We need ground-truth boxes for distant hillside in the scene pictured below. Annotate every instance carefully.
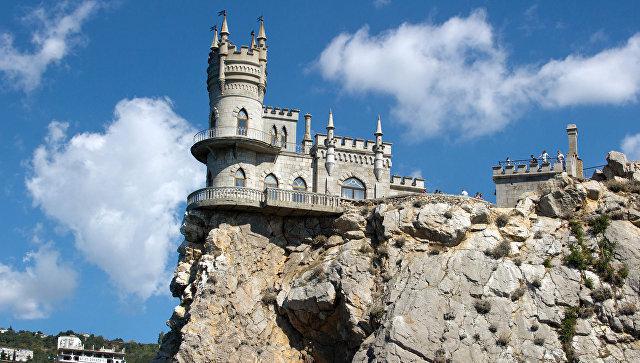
[0,328,159,362]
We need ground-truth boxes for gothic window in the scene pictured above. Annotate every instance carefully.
[341,177,366,200]
[280,126,288,147]
[237,109,248,135]
[293,177,307,191]
[234,168,246,187]
[206,171,213,187]
[264,173,278,189]
[292,177,307,203]
[270,125,278,145]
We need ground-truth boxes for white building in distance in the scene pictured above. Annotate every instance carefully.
[56,336,125,363]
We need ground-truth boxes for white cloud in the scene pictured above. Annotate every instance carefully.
[0,245,77,319]
[0,1,98,91]
[622,133,640,161]
[27,97,202,299]
[373,0,391,8]
[316,10,640,139]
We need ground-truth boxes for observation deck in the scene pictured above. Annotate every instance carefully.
[187,187,344,216]
[191,126,300,163]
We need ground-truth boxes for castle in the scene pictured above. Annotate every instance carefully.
[187,13,424,215]
[492,124,584,207]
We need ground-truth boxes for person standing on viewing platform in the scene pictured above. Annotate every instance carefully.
[461,189,469,197]
[539,150,549,164]
[557,150,565,170]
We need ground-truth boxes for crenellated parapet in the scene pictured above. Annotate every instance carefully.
[390,175,425,189]
[492,161,563,178]
[263,106,300,120]
[314,134,393,155]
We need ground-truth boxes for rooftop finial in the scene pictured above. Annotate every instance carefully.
[219,10,229,39]
[209,25,219,49]
[257,15,267,46]
[250,30,256,48]
[375,114,383,135]
[327,109,334,129]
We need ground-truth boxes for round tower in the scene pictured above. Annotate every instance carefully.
[206,12,268,132]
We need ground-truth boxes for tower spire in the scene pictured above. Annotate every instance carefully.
[375,114,383,136]
[210,25,219,49]
[327,109,334,130]
[219,10,229,41]
[250,30,256,49]
[257,15,267,47]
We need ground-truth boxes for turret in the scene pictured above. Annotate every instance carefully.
[220,10,229,42]
[257,16,267,48]
[325,110,336,175]
[566,124,584,179]
[210,25,219,49]
[373,115,384,181]
[302,113,313,154]
[250,30,256,49]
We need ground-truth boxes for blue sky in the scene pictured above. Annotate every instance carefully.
[0,0,639,343]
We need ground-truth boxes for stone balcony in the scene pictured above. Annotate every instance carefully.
[191,126,300,163]
[187,186,344,216]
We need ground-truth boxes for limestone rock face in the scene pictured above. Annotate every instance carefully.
[155,161,640,363]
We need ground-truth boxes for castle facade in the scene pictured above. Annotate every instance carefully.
[188,13,424,214]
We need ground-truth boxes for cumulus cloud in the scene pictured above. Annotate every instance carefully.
[316,10,640,139]
[27,97,201,299]
[622,133,640,161]
[0,245,77,319]
[0,1,98,91]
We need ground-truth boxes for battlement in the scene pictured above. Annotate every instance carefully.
[263,106,300,121]
[390,175,425,189]
[492,161,563,179]
[314,133,392,155]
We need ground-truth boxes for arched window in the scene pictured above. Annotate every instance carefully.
[237,109,248,135]
[280,126,288,147]
[234,168,246,187]
[264,173,278,189]
[293,177,307,191]
[341,177,366,200]
[206,171,213,187]
[270,125,278,145]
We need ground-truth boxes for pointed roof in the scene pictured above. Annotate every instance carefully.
[375,115,383,135]
[327,109,334,129]
[257,16,267,40]
[210,25,219,48]
[250,30,256,48]
[220,11,229,36]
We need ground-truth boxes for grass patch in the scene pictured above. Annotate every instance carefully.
[543,257,553,269]
[559,307,578,362]
[487,240,511,259]
[533,337,545,346]
[589,214,610,236]
[619,302,637,316]
[510,286,526,301]
[495,213,510,228]
[591,287,612,302]
[584,277,594,289]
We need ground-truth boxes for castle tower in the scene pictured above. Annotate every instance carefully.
[302,113,313,153]
[205,11,267,131]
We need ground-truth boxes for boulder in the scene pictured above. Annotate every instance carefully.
[605,151,630,178]
[537,187,586,218]
[581,180,603,200]
[411,203,471,245]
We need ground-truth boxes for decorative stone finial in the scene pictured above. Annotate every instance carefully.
[257,15,267,46]
[375,114,383,136]
[327,109,334,129]
[210,25,219,49]
[250,30,256,48]
[219,10,229,39]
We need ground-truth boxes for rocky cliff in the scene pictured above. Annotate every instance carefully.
[154,152,640,362]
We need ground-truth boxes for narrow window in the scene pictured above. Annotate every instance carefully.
[341,177,366,200]
[237,109,248,135]
[280,126,288,147]
[293,177,307,191]
[270,125,278,145]
[264,173,278,189]
[206,171,213,187]
[234,168,246,187]
[210,112,217,128]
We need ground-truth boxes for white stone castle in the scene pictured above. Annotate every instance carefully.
[187,12,424,214]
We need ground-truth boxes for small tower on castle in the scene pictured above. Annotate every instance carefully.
[373,115,384,181]
[325,110,336,175]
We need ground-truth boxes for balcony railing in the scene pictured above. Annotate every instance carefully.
[187,186,343,213]
[193,127,302,153]
[187,186,264,206]
[265,187,342,208]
